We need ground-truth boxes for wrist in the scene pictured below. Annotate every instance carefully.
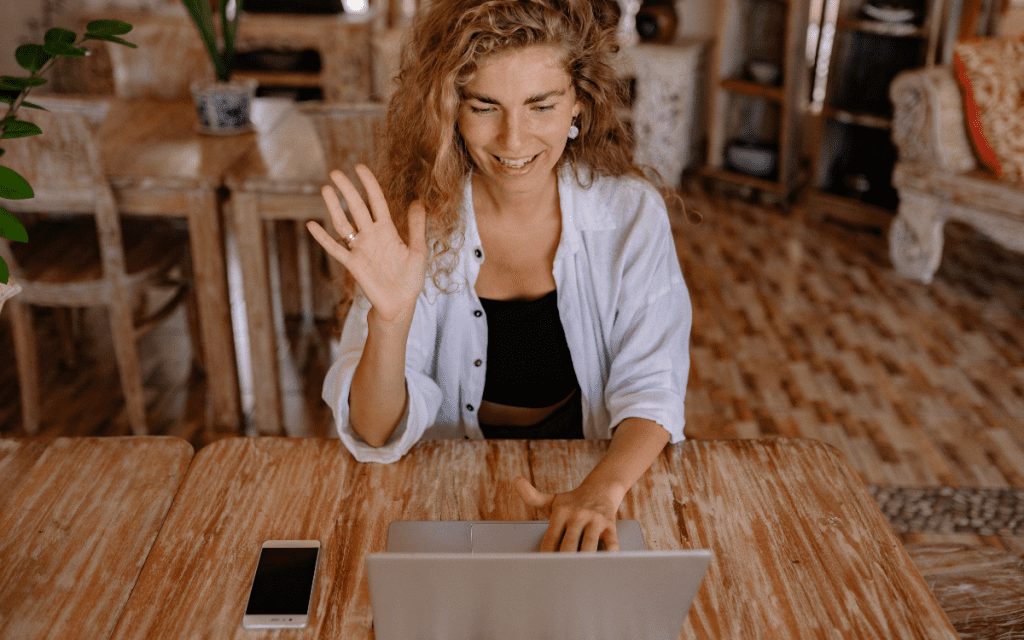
[367,306,414,335]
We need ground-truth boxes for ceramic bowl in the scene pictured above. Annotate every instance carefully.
[726,141,778,178]
[861,3,916,23]
[746,60,781,85]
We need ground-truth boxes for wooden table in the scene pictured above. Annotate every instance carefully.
[112,437,957,638]
[225,110,332,435]
[0,437,193,640]
[98,98,294,431]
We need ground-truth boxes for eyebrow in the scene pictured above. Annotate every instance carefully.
[463,89,567,105]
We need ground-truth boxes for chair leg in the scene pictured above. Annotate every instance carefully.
[8,299,41,434]
[107,298,148,435]
[53,308,78,368]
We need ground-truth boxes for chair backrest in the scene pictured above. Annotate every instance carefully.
[106,11,211,100]
[298,102,387,175]
[297,102,386,331]
[0,98,128,284]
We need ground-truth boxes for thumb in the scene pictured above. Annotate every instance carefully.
[407,200,427,255]
[514,476,554,510]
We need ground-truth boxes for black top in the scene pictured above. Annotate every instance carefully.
[479,289,580,408]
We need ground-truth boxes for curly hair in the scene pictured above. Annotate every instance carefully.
[376,0,670,289]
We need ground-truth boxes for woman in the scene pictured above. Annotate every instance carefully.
[308,0,691,553]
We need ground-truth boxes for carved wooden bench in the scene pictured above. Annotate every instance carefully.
[888,67,1024,284]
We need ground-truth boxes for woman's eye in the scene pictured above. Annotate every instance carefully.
[534,104,555,112]
[470,105,495,114]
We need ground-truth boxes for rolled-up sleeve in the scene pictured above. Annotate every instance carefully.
[603,190,691,443]
[322,288,444,463]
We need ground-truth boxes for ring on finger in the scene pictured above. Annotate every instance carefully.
[341,231,358,249]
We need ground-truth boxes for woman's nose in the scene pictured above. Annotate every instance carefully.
[498,111,524,150]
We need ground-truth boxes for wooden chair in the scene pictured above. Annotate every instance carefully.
[105,10,211,100]
[0,99,194,435]
[296,102,386,334]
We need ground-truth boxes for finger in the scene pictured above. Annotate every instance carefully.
[320,184,355,237]
[600,523,620,552]
[354,164,393,227]
[540,513,567,553]
[329,169,374,230]
[580,523,603,552]
[514,476,554,510]
[306,221,352,267]
[407,200,428,256]
[559,518,586,553]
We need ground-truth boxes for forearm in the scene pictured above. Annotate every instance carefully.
[581,418,671,505]
[349,308,412,447]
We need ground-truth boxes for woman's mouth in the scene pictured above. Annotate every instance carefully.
[494,153,540,170]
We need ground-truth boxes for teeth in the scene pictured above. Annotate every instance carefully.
[497,154,536,169]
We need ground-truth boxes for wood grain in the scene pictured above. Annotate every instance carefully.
[111,437,954,639]
[0,437,193,639]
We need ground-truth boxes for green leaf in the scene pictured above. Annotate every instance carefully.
[0,207,28,243]
[44,28,77,46]
[86,19,133,36]
[0,256,9,284]
[1,119,42,139]
[182,0,227,81]
[0,76,47,90]
[42,41,88,57]
[0,94,47,110]
[0,166,34,200]
[83,33,138,48]
[15,44,51,72]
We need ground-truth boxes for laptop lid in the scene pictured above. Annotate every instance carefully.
[367,521,711,640]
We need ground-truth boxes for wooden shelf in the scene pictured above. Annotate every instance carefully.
[807,189,894,229]
[703,0,809,203]
[234,70,321,88]
[822,107,892,129]
[700,166,787,194]
[719,78,785,102]
[836,18,929,38]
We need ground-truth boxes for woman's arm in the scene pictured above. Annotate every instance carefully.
[348,309,414,447]
[516,417,670,552]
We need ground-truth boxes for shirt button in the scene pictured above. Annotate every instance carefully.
[474,248,483,259]
[474,359,482,367]
[473,310,482,318]
[466,404,475,412]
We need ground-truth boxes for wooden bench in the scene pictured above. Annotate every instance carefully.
[888,67,1024,285]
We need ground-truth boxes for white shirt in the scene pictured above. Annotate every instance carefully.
[323,167,692,463]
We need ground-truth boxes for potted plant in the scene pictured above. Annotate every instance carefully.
[0,20,136,307]
[182,0,257,135]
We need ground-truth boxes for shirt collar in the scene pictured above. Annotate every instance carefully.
[461,163,583,271]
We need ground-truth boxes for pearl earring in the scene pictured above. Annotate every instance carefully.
[568,121,580,140]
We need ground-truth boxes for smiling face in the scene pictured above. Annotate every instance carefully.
[457,44,581,199]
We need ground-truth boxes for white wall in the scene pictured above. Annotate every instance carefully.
[676,0,716,40]
[1,0,167,75]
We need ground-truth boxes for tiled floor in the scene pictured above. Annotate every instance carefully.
[2,185,1023,636]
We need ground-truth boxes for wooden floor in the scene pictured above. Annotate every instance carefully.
[2,185,1022,636]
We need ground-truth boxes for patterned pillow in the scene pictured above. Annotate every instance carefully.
[952,36,1024,181]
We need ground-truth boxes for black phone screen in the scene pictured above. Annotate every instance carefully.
[244,546,319,615]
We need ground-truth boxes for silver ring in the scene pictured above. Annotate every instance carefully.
[341,231,358,249]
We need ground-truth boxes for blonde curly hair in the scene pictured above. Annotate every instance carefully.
[376,0,669,289]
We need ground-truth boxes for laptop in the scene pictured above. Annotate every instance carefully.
[366,521,711,640]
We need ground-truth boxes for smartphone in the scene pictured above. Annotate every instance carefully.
[242,540,320,629]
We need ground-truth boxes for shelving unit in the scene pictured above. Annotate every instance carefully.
[807,0,947,229]
[701,0,811,202]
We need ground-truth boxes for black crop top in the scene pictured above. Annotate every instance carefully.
[479,289,580,408]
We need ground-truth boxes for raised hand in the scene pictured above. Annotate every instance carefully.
[514,476,621,552]
[306,164,428,325]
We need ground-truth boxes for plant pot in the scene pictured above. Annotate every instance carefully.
[190,77,258,135]
[0,277,21,317]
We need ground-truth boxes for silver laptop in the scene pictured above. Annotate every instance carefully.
[366,521,711,640]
